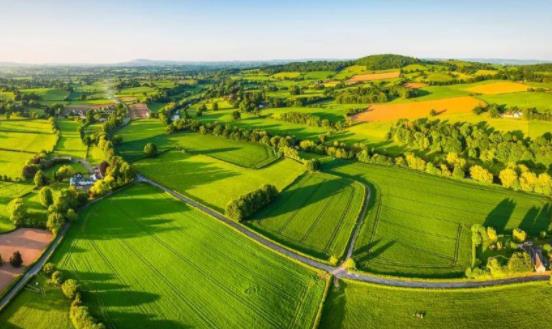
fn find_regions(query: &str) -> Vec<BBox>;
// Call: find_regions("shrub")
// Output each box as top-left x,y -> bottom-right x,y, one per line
9,251 -> 23,267
513,228 -> 527,242
507,251 -> 532,273
47,211 -> 65,234
305,159 -> 320,171
61,279 -> 80,300
232,110 -> 241,120
43,262 -> 55,275
225,184 -> 278,221
51,270 -> 64,285
144,143 -> 158,158
8,198 -> 26,226
39,186 -> 54,208
469,165 -> 493,184
70,302 -> 106,329
56,165 -> 75,181
33,170 -> 48,187
343,258 -> 356,270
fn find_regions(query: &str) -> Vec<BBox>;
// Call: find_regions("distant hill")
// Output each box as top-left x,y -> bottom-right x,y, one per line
355,54 -> 420,70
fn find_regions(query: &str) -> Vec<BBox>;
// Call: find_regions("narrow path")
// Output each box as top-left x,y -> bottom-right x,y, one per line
344,183 -> 371,260
138,174 -> 550,289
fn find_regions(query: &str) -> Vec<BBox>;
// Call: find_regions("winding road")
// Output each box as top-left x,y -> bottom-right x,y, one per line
1,169 -> 549,312
137,175 -> 550,289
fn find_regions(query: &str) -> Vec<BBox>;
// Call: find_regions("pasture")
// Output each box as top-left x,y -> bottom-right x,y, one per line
0,274 -> 71,329
248,172 -> 364,260
52,183 -> 326,329
479,91 -> 552,111
325,160 -> 552,277
353,96 -> 484,122
134,151 -> 304,212
117,119 -> 279,167
54,119 -> 87,158
320,280 -> 552,329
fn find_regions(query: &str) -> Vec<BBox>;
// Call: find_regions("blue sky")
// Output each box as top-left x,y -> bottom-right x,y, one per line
1,0 -> 551,63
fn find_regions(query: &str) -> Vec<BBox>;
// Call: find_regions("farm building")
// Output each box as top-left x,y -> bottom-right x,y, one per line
69,173 -> 98,189
501,110 -> 522,119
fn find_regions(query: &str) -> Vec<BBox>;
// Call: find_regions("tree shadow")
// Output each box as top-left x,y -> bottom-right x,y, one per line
483,198 -> 516,232
354,239 -> 396,264
520,203 -> 552,235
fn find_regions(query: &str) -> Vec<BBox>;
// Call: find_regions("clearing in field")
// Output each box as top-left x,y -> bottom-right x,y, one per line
54,119 -> 87,158
320,280 -> 552,329
134,151 -> 304,212
348,71 -> 400,82
479,91 -> 552,111
248,172 -> 364,260
0,228 -> 53,292
271,71 -> 301,79
467,81 -> 528,94
53,183 -> 326,329
326,161 -> 552,277
353,96 -> 484,122
117,119 -> 279,167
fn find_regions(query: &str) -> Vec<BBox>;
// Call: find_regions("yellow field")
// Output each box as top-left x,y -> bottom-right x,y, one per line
348,71 -> 400,82
272,71 -> 301,79
353,96 -> 485,122
467,81 -> 528,94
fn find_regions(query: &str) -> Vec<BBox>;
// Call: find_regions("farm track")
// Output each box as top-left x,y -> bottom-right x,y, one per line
138,174 -> 551,289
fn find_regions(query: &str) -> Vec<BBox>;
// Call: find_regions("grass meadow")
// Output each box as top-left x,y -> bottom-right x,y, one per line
117,119 -> 279,168
320,280 -> 552,329
325,160 -> 552,278
54,119 -> 87,158
52,183 -> 326,329
248,172 -> 364,260
134,151 -> 304,212
0,274 -> 71,329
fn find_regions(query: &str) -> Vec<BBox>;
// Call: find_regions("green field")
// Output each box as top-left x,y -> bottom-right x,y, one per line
479,91 -> 552,111
117,119 -> 279,167
0,274 -> 71,329
0,181 -> 34,232
0,119 -> 56,153
134,151 -> 304,212
54,119 -> 87,158
52,183 -> 326,328
320,280 -> 552,329
325,160 -> 552,277
248,172 -> 364,260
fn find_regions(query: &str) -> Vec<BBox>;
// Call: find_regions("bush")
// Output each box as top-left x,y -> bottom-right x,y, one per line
507,251 -> 532,273
70,302 -> 106,329
43,262 -> 55,275
56,165 -> 75,181
39,186 -> 54,208
9,251 -> 23,267
8,198 -> 26,226
47,211 -> 65,234
305,159 -> 320,171
232,110 -> 241,120
225,184 -> 278,221
51,270 -> 64,285
61,279 -> 80,300
143,143 -> 158,158
513,228 -> 527,242
343,258 -> 356,270
33,170 -> 48,187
